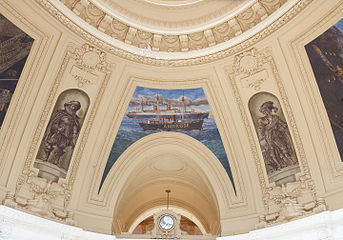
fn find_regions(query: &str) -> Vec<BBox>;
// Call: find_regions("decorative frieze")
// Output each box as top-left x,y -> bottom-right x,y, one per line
33,0 -> 313,66
58,0 -> 288,52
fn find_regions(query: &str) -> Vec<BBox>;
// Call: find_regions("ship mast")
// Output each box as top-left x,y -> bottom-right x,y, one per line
140,97 -> 144,112
181,90 -> 186,120
156,93 -> 161,121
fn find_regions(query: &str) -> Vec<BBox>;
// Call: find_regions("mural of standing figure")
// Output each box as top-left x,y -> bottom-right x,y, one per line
257,101 -> 296,173
42,100 -> 81,167
35,89 -> 89,182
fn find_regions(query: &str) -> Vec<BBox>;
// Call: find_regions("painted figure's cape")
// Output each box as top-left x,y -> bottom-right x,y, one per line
43,110 -> 80,141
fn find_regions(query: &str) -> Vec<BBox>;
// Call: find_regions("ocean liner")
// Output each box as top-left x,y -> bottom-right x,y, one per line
127,95 -> 209,131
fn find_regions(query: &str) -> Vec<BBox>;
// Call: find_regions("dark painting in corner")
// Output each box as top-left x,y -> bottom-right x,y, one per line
0,14 -> 34,127
305,18 -> 343,161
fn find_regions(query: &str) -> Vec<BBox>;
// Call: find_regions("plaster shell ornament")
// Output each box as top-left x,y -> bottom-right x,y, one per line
233,48 -> 264,76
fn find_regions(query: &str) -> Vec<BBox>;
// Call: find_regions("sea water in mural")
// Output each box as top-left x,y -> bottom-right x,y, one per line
249,92 -> 300,185
0,14 -> 34,127
305,18 -> 343,161
99,87 -> 233,190
34,89 -> 90,182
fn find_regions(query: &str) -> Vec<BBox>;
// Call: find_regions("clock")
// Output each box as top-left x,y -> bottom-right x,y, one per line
159,215 -> 174,230
152,210 -> 181,238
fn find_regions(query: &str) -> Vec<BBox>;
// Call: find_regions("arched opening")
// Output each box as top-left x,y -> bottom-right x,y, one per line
99,132 -> 236,236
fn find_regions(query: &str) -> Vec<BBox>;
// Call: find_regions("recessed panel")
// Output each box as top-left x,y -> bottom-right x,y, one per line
249,92 -> 300,186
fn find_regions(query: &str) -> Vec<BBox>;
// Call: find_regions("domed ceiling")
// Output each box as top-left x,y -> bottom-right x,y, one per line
3,0 -> 343,238
60,0 -> 288,57
92,0 -> 250,31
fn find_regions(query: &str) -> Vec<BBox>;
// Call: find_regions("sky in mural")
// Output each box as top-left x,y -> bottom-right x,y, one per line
99,87 -> 234,191
305,18 -> 343,161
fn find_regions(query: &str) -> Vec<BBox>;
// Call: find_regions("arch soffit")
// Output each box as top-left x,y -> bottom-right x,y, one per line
99,132 -> 237,222
128,206 -> 208,234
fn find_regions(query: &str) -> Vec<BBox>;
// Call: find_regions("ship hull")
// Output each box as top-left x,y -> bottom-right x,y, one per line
139,119 -> 204,131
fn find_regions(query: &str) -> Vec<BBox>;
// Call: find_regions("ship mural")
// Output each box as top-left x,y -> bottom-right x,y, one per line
305,18 -> 343,161
99,87 -> 234,191
126,91 -> 209,131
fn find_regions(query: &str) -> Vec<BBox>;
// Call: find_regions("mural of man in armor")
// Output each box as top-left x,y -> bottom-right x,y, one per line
42,100 -> 81,167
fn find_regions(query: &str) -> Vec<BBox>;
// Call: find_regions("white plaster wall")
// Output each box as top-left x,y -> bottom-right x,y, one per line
1,205 -> 343,240
218,210 -> 343,240
0,206 -> 115,240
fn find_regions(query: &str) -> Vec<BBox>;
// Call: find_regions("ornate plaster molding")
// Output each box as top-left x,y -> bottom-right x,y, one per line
232,48 -> 268,90
227,47 -> 326,228
93,0 -> 242,29
59,0 -> 284,53
34,0 -> 312,65
3,44 -> 112,225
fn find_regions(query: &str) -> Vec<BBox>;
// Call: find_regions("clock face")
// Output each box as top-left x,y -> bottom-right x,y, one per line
159,215 -> 174,230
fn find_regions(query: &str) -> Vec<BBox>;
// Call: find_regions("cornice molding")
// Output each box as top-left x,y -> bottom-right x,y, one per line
35,0 -> 312,65
59,0 -> 287,52
92,0 -> 242,30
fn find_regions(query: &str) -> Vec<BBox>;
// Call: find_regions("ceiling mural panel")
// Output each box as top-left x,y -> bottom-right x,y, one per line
99,87 -> 234,191
0,14 -> 34,128
305,18 -> 343,161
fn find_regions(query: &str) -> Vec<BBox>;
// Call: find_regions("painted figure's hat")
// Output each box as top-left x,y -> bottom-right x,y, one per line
65,100 -> 81,110
259,101 -> 276,113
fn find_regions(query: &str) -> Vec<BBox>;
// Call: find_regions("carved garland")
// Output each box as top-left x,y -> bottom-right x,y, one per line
59,0 -> 284,53
227,47 -> 326,227
34,0 -> 313,66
